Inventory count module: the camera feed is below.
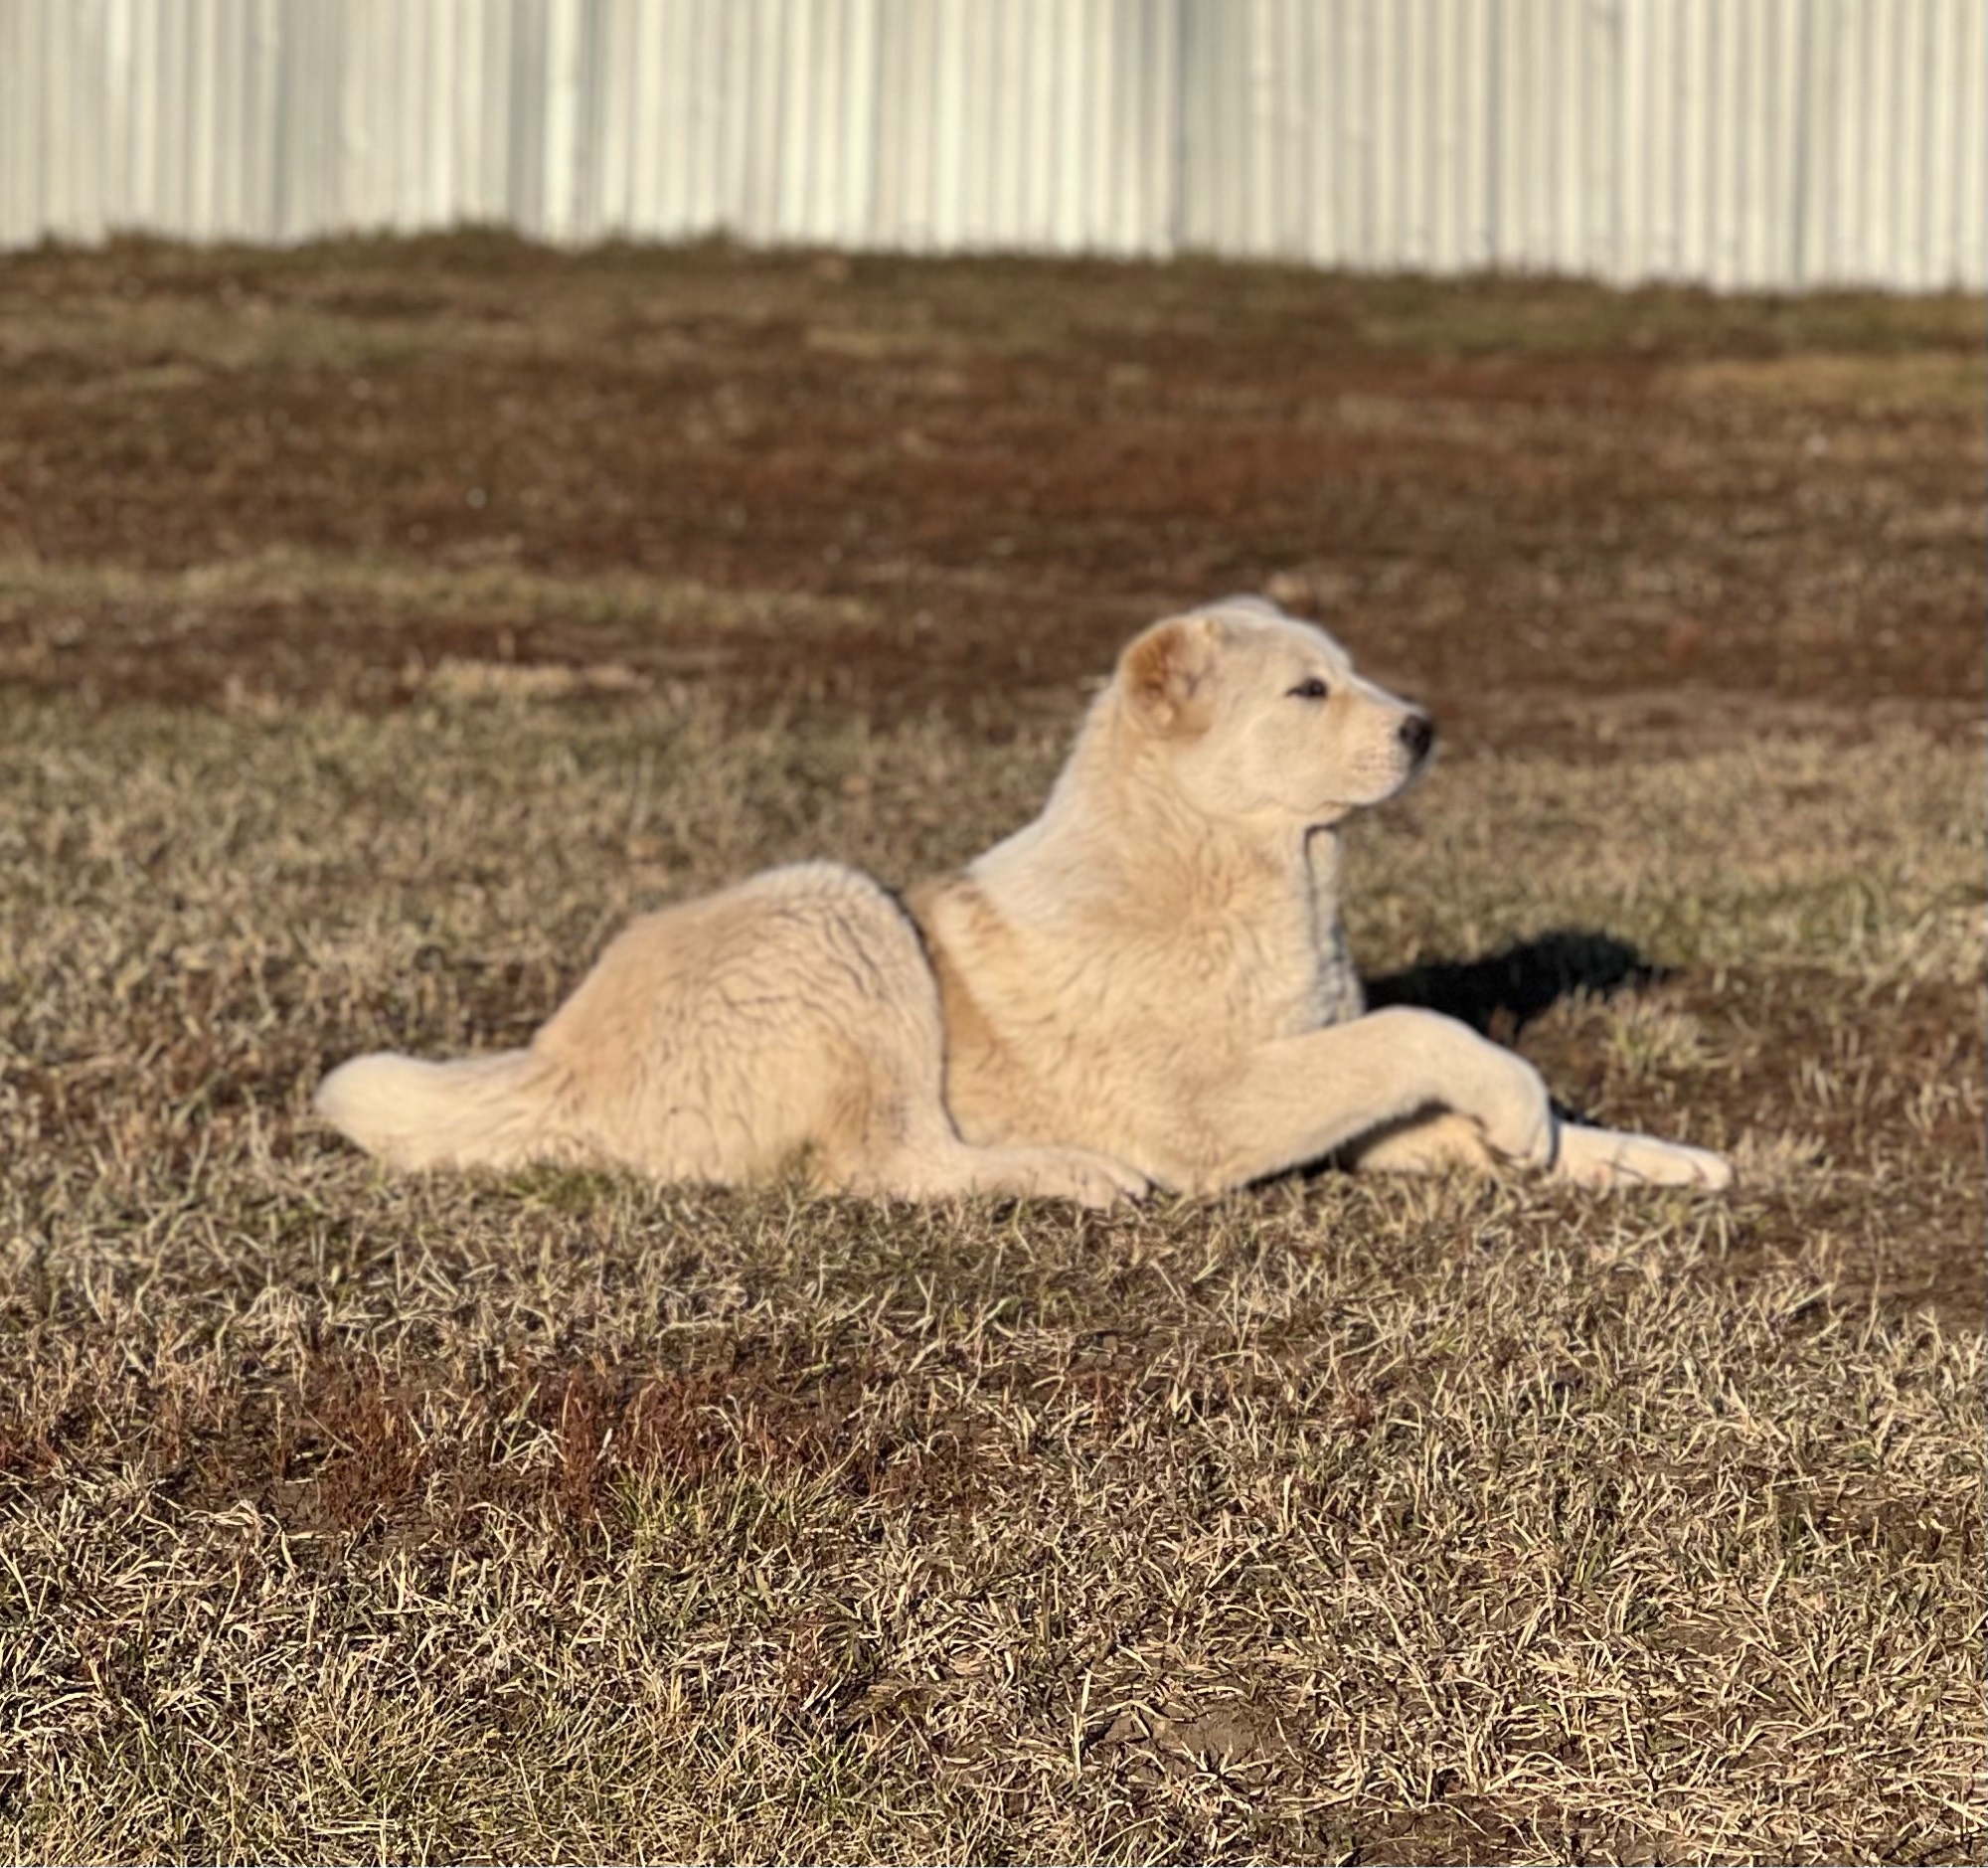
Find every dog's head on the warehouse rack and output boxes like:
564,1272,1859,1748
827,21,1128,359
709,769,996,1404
1117,596,1432,825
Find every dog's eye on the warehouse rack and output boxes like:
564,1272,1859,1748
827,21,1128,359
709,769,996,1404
1287,677,1331,700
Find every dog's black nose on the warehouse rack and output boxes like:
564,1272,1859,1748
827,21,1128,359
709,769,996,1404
1399,712,1435,763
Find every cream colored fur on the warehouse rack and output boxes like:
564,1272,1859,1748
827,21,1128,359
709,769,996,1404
317,597,1733,1203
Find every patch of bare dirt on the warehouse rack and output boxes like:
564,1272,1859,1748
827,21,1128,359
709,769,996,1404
0,238,1979,747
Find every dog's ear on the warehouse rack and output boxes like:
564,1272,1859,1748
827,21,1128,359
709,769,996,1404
1120,614,1220,735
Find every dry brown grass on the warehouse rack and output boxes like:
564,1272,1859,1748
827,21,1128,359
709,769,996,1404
3,687,1981,1864
1,240,1982,1863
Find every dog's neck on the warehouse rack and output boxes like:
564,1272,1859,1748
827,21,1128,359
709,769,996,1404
974,698,1356,1003
981,702,1268,894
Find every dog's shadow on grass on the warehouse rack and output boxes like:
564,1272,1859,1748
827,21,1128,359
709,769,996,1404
1364,929,1666,1043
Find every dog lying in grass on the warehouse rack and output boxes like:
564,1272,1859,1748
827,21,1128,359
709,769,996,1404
317,596,1733,1203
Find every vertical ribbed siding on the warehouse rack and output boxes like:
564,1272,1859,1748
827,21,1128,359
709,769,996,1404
0,0,1981,289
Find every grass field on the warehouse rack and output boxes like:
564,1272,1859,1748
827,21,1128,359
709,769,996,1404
1,238,1982,1864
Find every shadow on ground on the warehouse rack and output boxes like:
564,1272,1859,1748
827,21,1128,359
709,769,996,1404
1365,929,1664,1043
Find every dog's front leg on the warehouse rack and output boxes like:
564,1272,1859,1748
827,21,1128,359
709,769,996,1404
1193,1007,1557,1192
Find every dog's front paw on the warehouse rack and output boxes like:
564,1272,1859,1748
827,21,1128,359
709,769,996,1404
1556,1124,1735,1192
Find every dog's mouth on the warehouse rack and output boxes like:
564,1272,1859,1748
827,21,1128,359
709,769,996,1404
1341,722,1436,809
1315,762,1424,816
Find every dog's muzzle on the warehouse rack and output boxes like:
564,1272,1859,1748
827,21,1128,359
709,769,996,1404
1399,712,1435,764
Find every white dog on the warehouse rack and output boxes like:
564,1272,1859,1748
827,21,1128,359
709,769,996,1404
317,597,1732,1203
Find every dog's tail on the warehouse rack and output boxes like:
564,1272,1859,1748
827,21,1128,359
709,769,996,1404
314,1048,564,1172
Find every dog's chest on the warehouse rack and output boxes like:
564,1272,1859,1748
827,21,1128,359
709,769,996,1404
1180,838,1362,1043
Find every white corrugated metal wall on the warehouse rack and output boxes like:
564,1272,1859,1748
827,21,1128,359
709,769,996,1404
1,0,1982,290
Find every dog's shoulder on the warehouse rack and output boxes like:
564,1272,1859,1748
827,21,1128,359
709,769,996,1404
903,871,1015,1077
